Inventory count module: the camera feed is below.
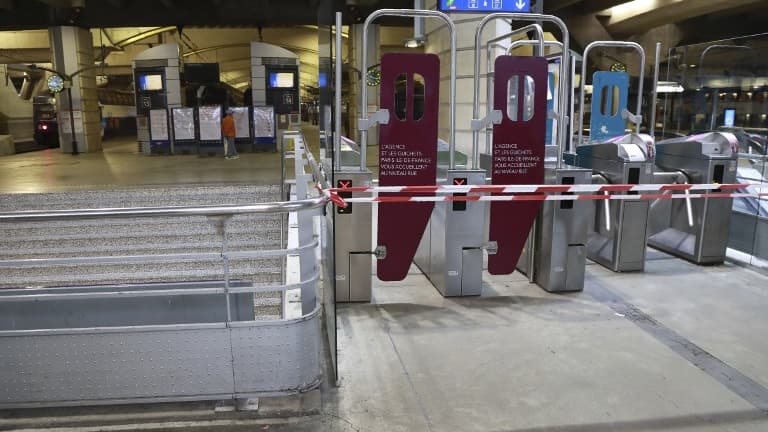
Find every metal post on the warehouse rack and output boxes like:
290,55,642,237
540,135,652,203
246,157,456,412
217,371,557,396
360,9,457,169
696,45,752,131
578,41,646,146
67,86,79,155
473,13,570,169
569,56,576,153
650,42,661,138
334,12,343,172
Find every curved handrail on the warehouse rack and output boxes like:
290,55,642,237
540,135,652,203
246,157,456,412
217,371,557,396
0,195,328,223
577,41,646,147
360,9,457,169
473,13,570,169
483,25,545,156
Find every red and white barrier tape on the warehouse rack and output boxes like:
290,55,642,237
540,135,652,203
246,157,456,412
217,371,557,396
336,192,768,205
330,183,752,194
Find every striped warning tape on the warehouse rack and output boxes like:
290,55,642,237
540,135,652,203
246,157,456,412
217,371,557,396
329,183,753,194
336,192,768,205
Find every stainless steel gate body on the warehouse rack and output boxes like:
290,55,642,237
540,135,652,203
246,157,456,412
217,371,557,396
575,137,654,271
649,132,739,264
517,165,592,291
334,169,373,302
415,169,486,296
573,41,652,272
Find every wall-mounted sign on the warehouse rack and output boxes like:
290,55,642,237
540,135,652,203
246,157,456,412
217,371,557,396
231,107,250,138
172,108,195,140
724,108,736,127
149,109,169,141
253,106,275,138
438,0,530,13
198,105,222,141
59,110,83,134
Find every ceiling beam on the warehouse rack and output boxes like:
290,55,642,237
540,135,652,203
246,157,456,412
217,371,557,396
604,0,766,38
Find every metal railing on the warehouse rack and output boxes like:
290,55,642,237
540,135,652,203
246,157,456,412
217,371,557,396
0,132,330,407
0,135,329,321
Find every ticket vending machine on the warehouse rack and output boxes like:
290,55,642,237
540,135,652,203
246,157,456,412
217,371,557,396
571,41,654,272
648,132,739,264
133,43,182,155
250,42,301,152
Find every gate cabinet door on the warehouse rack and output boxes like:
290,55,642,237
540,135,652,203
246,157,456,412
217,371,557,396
488,56,547,275
377,53,440,281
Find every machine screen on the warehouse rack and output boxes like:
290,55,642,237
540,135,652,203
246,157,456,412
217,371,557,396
724,109,736,127
138,74,163,91
269,72,295,88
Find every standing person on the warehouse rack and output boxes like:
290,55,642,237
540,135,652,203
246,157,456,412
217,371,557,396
222,108,239,160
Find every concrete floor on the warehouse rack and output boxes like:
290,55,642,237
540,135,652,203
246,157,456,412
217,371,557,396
312,254,768,432
3,130,768,431
0,136,284,193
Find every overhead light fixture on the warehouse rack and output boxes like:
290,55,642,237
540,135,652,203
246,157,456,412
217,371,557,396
689,64,697,68
656,81,684,93
406,0,427,49
404,38,425,48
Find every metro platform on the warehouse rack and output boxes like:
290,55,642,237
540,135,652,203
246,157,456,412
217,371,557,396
2,131,768,431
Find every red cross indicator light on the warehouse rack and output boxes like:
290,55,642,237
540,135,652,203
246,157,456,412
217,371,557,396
452,177,468,211
337,180,353,214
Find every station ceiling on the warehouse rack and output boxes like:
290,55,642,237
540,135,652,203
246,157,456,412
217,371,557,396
0,0,766,45
2,0,768,94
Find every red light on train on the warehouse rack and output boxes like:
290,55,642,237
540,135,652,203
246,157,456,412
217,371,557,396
41,124,48,131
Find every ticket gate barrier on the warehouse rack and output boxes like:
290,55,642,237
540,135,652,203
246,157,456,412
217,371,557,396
572,134,654,271
333,170,373,302
357,10,482,297
414,168,486,296
573,41,652,272
472,13,572,278
516,164,592,292
648,131,739,264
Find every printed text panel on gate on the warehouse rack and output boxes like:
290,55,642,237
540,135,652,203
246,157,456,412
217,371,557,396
488,56,547,275
377,53,440,281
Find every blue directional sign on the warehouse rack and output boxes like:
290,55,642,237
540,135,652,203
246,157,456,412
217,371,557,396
438,0,530,13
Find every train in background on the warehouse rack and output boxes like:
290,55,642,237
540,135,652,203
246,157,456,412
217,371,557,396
32,96,59,149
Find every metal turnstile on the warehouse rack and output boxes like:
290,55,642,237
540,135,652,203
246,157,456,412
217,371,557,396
574,134,654,271
648,131,739,264
414,167,486,296
573,41,653,272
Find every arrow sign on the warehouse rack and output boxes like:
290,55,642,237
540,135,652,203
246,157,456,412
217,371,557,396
440,0,530,12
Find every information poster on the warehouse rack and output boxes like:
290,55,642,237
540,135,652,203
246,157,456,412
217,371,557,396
199,105,222,141
172,108,195,140
149,109,169,140
59,110,84,134
253,106,275,138
232,107,250,138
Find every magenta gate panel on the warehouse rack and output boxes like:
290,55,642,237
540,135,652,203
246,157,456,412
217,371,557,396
377,53,440,281
488,56,548,275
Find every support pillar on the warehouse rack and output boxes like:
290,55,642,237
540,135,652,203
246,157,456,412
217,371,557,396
49,26,102,153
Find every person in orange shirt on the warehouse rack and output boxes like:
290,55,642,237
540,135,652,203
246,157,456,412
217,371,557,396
222,108,239,160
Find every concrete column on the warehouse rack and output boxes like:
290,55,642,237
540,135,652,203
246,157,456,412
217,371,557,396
424,3,511,163
349,23,379,148
49,26,102,153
